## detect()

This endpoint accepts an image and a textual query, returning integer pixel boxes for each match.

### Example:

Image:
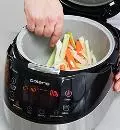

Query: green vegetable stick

[60,34,70,61]
[46,48,56,67]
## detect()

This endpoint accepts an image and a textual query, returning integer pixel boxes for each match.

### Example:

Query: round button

[63,105,70,112]
[65,90,72,98]
[38,109,45,115]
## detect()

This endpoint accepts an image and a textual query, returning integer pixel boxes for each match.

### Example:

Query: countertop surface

[0,0,120,130]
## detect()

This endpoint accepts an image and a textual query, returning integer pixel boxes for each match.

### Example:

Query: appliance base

[3,88,115,130]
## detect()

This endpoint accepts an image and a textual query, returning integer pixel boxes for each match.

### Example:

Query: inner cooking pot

[67,0,113,6]
[16,16,115,72]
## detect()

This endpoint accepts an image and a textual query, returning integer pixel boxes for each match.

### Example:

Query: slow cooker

[3,0,120,130]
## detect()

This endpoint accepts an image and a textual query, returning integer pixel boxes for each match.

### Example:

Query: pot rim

[16,15,115,72]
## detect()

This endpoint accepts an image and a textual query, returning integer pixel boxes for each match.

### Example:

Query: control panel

[5,56,73,123]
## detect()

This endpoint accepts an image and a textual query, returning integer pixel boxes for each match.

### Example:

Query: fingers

[34,17,45,36]
[114,79,120,92]
[24,0,64,46]
[50,17,64,47]
[113,72,120,92]
[25,12,35,32]
[115,72,120,81]
[43,17,55,38]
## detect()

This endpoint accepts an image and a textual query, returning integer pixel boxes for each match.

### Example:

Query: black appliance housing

[4,0,120,125]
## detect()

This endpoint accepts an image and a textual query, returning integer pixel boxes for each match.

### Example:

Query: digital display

[22,84,59,110]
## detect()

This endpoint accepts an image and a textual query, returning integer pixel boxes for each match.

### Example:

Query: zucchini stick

[46,47,56,67]
[91,50,97,64]
[79,37,86,53]
[85,40,92,65]
[54,40,63,66]
[67,32,76,49]
[60,34,70,61]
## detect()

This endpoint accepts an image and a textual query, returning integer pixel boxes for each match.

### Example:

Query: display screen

[22,84,59,110]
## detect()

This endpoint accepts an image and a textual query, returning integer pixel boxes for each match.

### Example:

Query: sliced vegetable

[91,51,97,64]
[46,47,56,67]
[60,64,65,70]
[54,40,63,66]
[60,34,70,61]
[67,32,76,49]
[84,40,92,65]
[70,49,87,65]
[47,33,97,71]
[68,44,74,51]
[79,37,86,53]
[76,40,83,54]
[79,51,88,59]
[76,63,86,70]
[64,59,70,70]
[66,48,77,69]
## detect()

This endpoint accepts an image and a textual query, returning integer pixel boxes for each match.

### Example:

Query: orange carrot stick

[69,39,73,46]
[65,48,77,70]
[60,64,65,71]
[76,40,83,54]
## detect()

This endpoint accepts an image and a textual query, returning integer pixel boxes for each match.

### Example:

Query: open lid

[60,0,120,20]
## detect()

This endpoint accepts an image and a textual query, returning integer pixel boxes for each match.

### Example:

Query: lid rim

[67,0,113,7]
[60,0,120,19]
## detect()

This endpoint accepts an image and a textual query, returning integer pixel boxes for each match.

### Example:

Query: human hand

[24,0,64,47]
[113,72,120,92]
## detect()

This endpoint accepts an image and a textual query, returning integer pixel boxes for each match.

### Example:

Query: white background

[0,0,120,130]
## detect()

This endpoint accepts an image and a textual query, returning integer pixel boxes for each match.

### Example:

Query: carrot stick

[60,64,65,70]
[76,40,83,54]
[70,49,87,65]
[66,48,77,70]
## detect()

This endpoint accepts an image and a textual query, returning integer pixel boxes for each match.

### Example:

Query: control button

[63,105,70,112]
[27,106,32,114]
[10,85,16,90]
[11,77,16,84]
[38,109,45,115]
[9,91,15,98]
[65,90,72,98]
[23,86,29,92]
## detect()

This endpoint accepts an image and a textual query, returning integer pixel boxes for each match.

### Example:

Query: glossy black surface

[4,26,119,123]
[60,0,120,20]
